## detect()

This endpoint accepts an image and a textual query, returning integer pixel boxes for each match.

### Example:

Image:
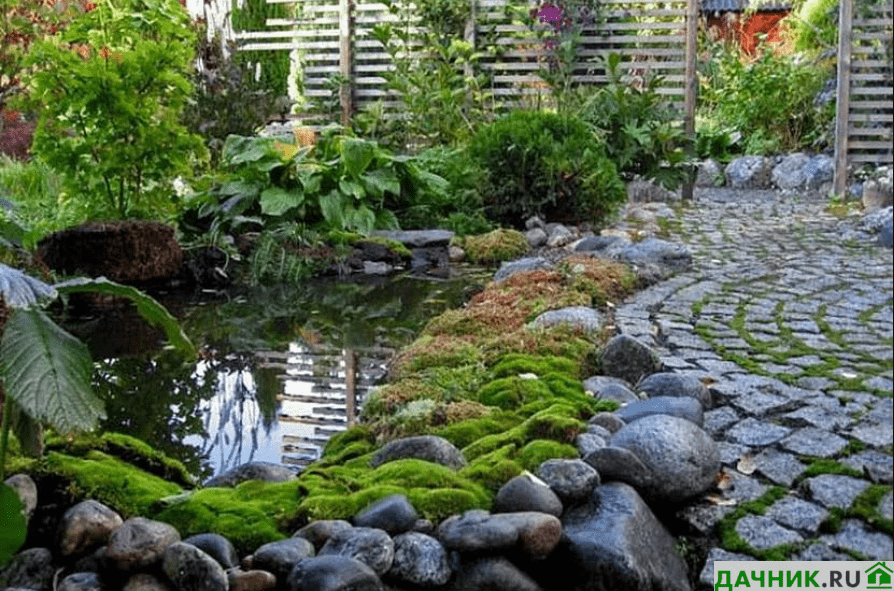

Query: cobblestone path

[613,189,893,584]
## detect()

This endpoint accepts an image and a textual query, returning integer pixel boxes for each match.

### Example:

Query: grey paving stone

[819,519,894,561]
[731,391,798,417]
[752,448,806,486]
[717,442,751,466]
[676,503,734,536]
[864,376,894,391]
[726,418,792,446]
[796,376,836,390]
[792,543,851,561]
[849,421,894,447]
[722,469,766,503]
[806,474,871,509]
[782,405,852,431]
[698,548,755,589]
[841,450,894,485]
[703,406,740,435]
[780,427,848,458]
[788,355,825,367]
[880,491,893,522]
[735,515,803,550]
[766,496,828,536]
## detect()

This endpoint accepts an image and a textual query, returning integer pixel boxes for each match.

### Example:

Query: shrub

[467,110,626,228]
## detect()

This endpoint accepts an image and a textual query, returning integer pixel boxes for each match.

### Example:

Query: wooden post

[682,0,699,201]
[344,349,357,426]
[833,0,853,197]
[339,0,354,126]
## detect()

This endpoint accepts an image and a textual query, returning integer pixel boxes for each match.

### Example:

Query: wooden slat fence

[833,0,893,194]
[234,0,695,126]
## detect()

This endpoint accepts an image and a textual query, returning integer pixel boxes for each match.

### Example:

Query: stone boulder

[353,494,418,535]
[725,156,772,189]
[636,372,712,408]
[182,533,239,570]
[252,537,316,581]
[105,517,181,574]
[598,334,661,386]
[695,159,723,187]
[539,482,691,591]
[493,472,563,517]
[161,542,228,591]
[530,306,602,333]
[617,238,693,275]
[204,462,296,487]
[615,396,704,427]
[537,459,601,505]
[57,500,123,558]
[318,527,394,576]
[286,555,383,591]
[606,414,720,505]
[388,532,451,587]
[369,435,466,470]
[493,257,554,283]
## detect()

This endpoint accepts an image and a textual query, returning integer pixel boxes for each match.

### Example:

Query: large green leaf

[340,139,377,178]
[54,278,196,361]
[0,263,57,308]
[260,187,303,216]
[0,484,27,566]
[1,308,104,433]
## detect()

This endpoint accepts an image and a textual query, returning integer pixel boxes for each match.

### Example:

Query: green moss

[320,426,377,463]
[460,444,524,493]
[462,429,526,461]
[463,229,529,264]
[432,410,523,449]
[491,353,580,379]
[152,479,301,555]
[408,487,491,522]
[45,451,182,517]
[519,403,587,442]
[517,439,578,471]
[479,376,555,409]
[394,335,483,375]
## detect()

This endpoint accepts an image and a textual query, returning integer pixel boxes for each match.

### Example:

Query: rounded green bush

[468,110,626,228]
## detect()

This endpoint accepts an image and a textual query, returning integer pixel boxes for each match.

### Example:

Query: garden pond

[60,270,490,482]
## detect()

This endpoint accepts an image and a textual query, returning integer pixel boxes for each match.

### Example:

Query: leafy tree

[22,0,208,220]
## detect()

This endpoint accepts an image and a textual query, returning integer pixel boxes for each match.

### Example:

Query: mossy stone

[44,451,181,517]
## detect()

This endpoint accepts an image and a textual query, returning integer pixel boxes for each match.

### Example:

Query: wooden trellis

[235,0,698,132]
[833,0,893,193]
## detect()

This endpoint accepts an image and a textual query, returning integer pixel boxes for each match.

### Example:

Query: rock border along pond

[3,156,892,590]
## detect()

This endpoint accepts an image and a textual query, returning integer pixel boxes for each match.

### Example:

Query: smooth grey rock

[369,435,466,470]
[227,569,277,591]
[57,572,104,591]
[0,547,55,590]
[598,334,661,385]
[490,512,563,556]
[771,152,812,190]
[576,432,608,456]
[121,573,173,591]
[588,412,626,433]
[449,557,542,591]
[530,306,602,332]
[162,542,228,591]
[493,472,563,517]
[437,510,518,552]
[806,474,870,509]
[537,459,601,505]
[617,238,692,274]
[106,517,181,574]
[803,153,834,190]
[4,474,37,520]
[204,461,296,487]
[493,257,553,283]
[583,376,638,403]
[57,499,123,558]
[182,533,239,569]
[615,396,704,427]
[766,497,828,536]
[525,216,546,230]
[353,494,418,535]
[726,156,771,189]
[546,224,573,247]
[609,414,720,504]
[583,446,653,492]
[293,520,353,551]
[286,555,383,591]
[573,235,628,253]
[635,372,711,408]
[388,532,450,587]
[526,227,547,248]
[373,229,454,248]
[319,527,394,576]
[253,537,316,581]
[545,482,691,591]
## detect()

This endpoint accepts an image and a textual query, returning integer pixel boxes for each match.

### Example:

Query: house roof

[701,0,791,12]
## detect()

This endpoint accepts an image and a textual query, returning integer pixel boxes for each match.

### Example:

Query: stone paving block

[806,474,871,509]
[703,406,739,435]
[717,442,751,466]
[726,418,791,447]
[752,448,806,486]
[780,427,848,458]
[698,548,755,589]
[696,359,747,375]
[787,355,825,368]
[880,491,893,521]
[735,515,803,550]
[793,543,852,561]
[795,376,836,391]
[864,376,894,391]
[782,405,853,431]
[730,392,798,417]
[721,469,766,502]
[766,496,828,536]
[841,450,893,485]
[819,519,894,561]
[849,421,894,447]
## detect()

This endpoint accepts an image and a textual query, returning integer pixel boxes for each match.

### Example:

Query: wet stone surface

[612,187,892,582]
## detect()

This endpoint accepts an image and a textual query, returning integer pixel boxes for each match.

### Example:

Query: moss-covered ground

[9,253,636,554]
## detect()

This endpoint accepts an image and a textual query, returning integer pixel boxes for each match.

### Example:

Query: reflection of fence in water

[256,343,393,468]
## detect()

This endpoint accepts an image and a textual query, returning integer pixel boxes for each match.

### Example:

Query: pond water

[63,271,488,481]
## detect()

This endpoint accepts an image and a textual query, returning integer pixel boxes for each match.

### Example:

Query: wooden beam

[833,0,853,197]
